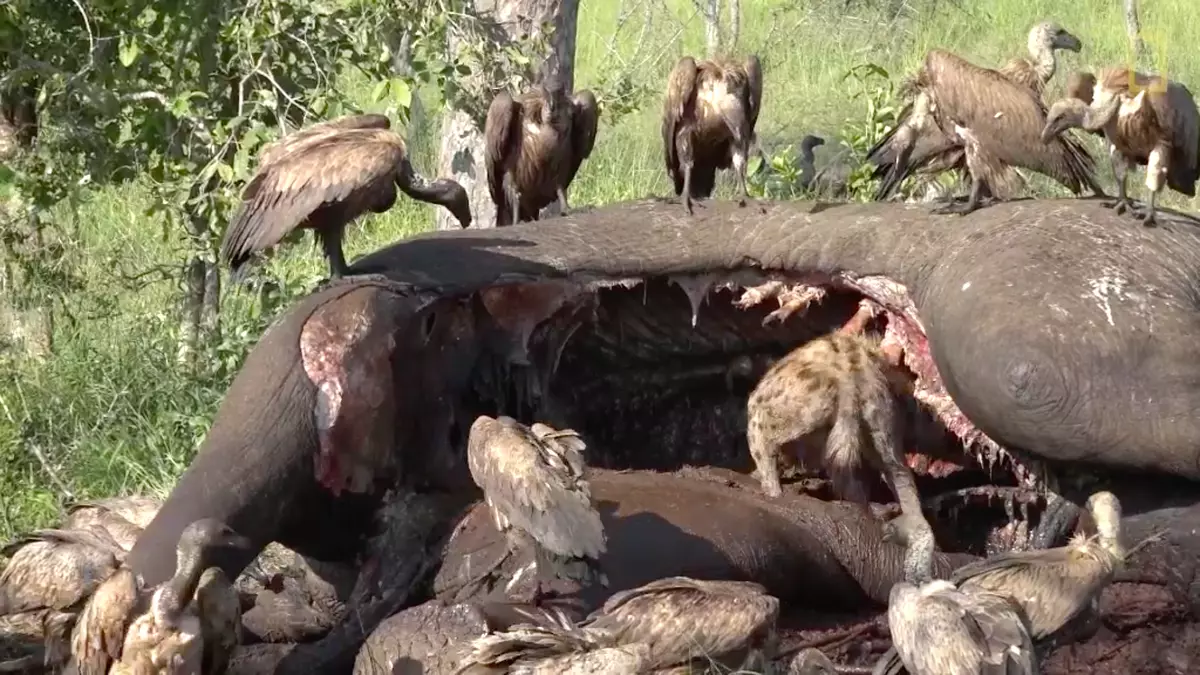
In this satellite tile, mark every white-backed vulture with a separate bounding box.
[220,115,472,280]
[948,491,1124,641]
[662,54,763,214]
[455,577,779,674]
[873,47,1102,215]
[466,416,607,594]
[70,518,252,675]
[869,22,1086,202]
[1042,68,1200,227]
[484,76,599,227]
[64,494,163,552]
[876,513,1039,675]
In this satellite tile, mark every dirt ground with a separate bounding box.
[771,581,1200,673]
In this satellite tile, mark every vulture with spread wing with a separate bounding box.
[868,22,1085,203]
[220,114,471,280]
[662,54,763,214]
[870,48,1102,215]
[484,77,599,227]
[466,416,607,594]
[1043,68,1200,227]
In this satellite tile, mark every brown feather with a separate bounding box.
[256,113,391,168]
[661,54,762,203]
[483,83,598,227]
[70,567,142,675]
[0,527,124,616]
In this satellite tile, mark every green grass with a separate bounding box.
[1,0,1198,540]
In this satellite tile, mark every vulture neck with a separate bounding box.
[1085,95,1122,132]
[1029,36,1058,84]
[152,544,205,629]
[901,528,935,586]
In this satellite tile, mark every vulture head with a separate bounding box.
[1084,490,1122,548]
[1066,70,1097,104]
[537,74,571,125]
[1032,21,1082,54]
[1042,94,1120,142]
[800,135,826,152]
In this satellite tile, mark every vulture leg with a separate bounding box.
[1103,150,1135,216]
[676,128,696,215]
[498,172,519,228]
[556,186,571,217]
[930,177,985,216]
[1134,144,1169,228]
[315,226,349,280]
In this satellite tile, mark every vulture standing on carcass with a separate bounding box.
[219,113,472,281]
[868,22,1088,203]
[662,54,763,214]
[874,513,1039,675]
[871,45,1103,215]
[1042,68,1200,227]
[69,519,252,675]
[484,76,599,227]
[456,577,780,674]
[466,416,607,597]
[948,491,1125,644]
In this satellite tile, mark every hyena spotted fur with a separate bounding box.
[745,331,932,532]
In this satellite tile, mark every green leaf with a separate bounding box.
[391,79,412,109]
[370,79,389,103]
[118,35,141,67]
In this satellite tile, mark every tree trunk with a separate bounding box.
[726,0,740,52]
[1124,0,1146,64]
[702,0,721,58]
[434,0,581,231]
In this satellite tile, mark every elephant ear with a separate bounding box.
[299,283,416,496]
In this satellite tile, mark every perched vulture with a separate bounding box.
[875,513,1038,675]
[220,114,472,280]
[870,48,1102,215]
[1042,68,1200,227]
[484,76,599,227]
[465,416,607,594]
[662,54,763,214]
[869,22,1084,202]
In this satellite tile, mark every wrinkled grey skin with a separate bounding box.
[352,599,488,675]
[435,467,977,612]
[351,197,1200,483]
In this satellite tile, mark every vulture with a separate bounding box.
[220,114,472,280]
[868,22,1087,203]
[69,518,252,675]
[1042,68,1200,227]
[484,76,599,227]
[948,491,1124,642]
[465,416,607,595]
[875,513,1039,675]
[456,577,780,674]
[870,47,1103,215]
[662,54,763,214]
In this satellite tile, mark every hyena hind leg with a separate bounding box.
[746,390,836,498]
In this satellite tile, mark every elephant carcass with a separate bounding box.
[434,467,977,613]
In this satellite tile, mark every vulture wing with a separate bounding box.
[483,91,523,216]
[997,58,1043,97]
[744,54,764,133]
[954,591,1037,674]
[662,56,699,193]
[949,546,1072,585]
[220,129,404,273]
[466,420,605,561]
[586,577,777,666]
[567,89,599,188]
[1155,80,1200,192]
[257,113,391,168]
[922,49,1099,194]
[868,99,967,198]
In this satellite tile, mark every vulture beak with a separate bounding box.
[1039,120,1060,145]
[1056,31,1083,53]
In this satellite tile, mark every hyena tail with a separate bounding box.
[826,374,866,500]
